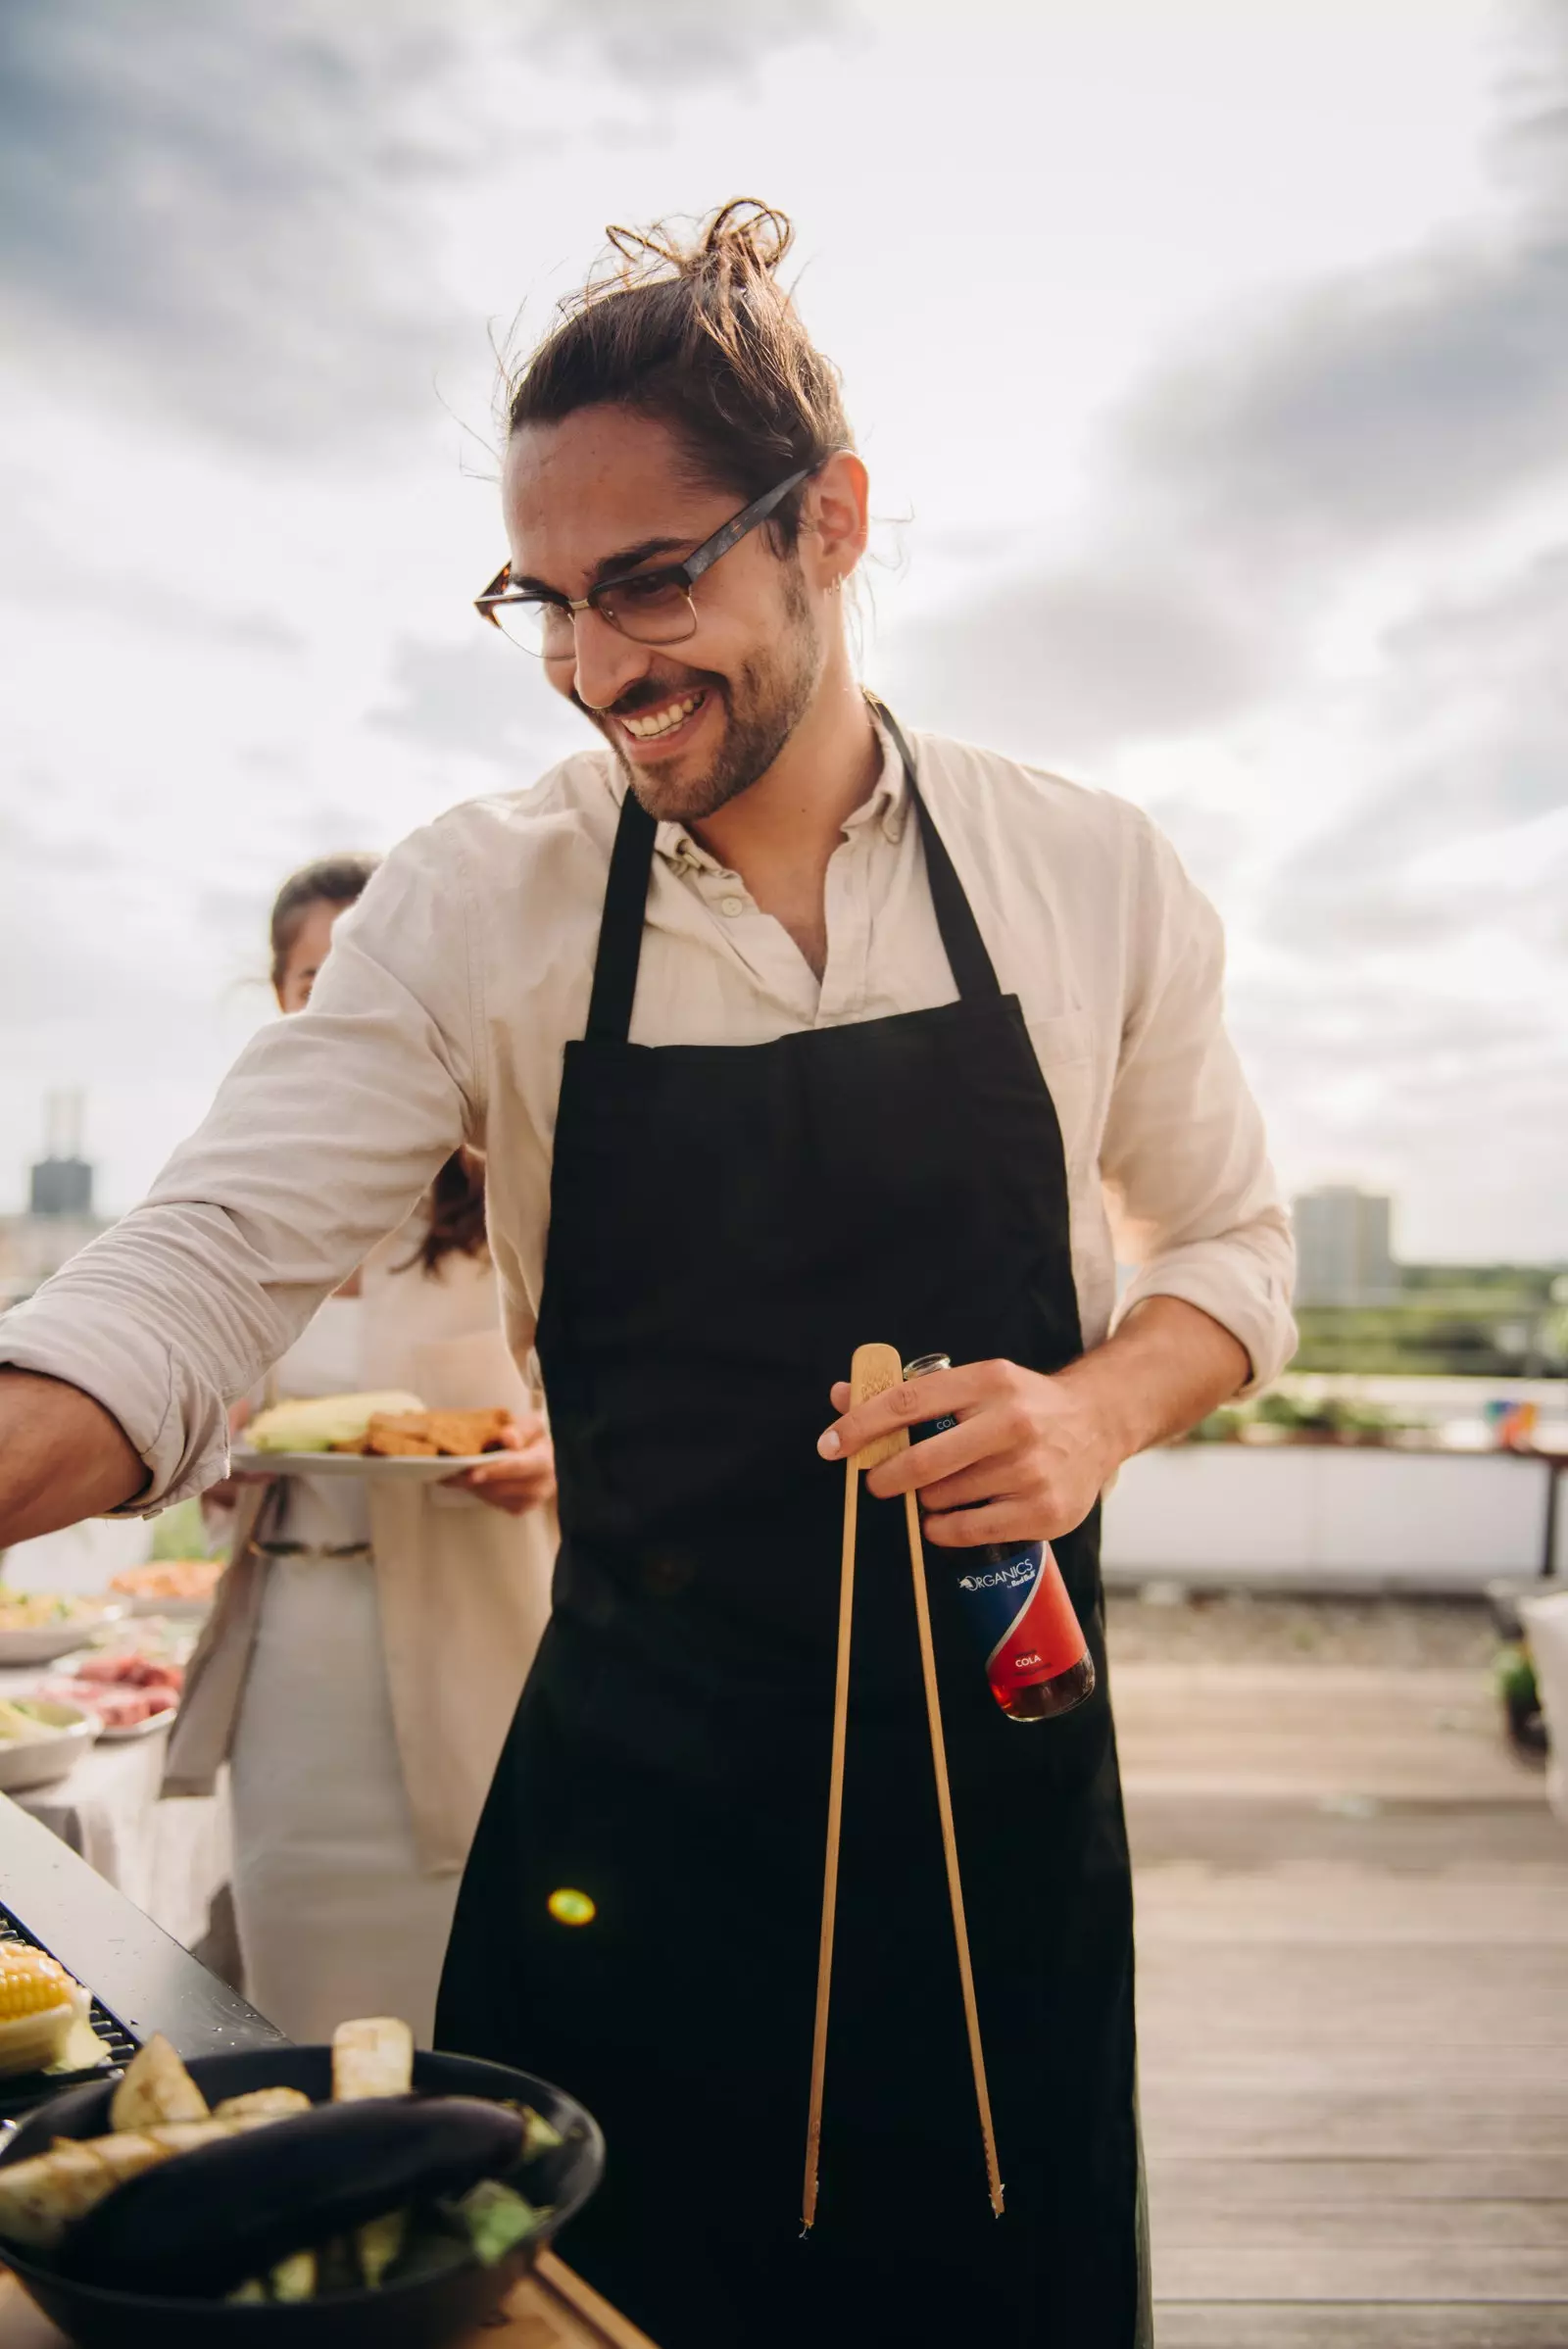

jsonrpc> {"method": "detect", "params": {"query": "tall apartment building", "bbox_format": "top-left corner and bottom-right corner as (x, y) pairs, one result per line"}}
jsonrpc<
(1292, 1186), (1396, 1307)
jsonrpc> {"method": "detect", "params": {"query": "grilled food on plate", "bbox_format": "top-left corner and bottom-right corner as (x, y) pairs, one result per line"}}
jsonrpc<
(0, 2015), (565, 2304)
(245, 1392), (426, 1453)
(335, 1407), (515, 1458)
(110, 1560), (225, 1605)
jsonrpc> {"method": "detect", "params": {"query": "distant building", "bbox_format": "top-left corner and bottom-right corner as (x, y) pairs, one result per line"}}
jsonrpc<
(0, 1093), (107, 1307)
(1293, 1186), (1396, 1307)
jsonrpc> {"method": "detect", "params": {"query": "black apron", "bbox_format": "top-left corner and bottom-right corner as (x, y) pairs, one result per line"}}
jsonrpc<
(437, 712), (1142, 2348)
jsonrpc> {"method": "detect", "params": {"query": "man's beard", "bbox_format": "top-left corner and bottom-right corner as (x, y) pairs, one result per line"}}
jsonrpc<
(582, 576), (823, 826)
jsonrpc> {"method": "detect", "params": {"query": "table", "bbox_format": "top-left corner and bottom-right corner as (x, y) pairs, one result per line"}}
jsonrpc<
(0, 2257), (659, 2346)
(0, 1671), (229, 1952)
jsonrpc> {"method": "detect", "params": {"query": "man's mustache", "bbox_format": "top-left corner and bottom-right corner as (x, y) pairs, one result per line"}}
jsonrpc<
(571, 671), (725, 721)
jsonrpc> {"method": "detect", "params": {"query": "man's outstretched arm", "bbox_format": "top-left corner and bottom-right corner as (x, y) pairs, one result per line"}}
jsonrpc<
(0, 823), (478, 1539)
(0, 1371), (147, 1543)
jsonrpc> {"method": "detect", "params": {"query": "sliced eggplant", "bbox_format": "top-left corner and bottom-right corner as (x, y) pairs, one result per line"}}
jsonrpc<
(58, 2094), (525, 2299)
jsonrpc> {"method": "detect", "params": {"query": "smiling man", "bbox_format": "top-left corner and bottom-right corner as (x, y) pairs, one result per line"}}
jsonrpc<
(0, 202), (1294, 2348)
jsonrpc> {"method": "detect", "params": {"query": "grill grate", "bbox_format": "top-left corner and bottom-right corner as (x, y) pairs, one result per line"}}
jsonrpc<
(0, 1903), (139, 2124)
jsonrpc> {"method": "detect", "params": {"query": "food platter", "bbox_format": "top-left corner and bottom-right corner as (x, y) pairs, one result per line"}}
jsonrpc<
(0, 1702), (97, 1795)
(0, 1604), (127, 1669)
(111, 1564), (224, 1621)
(234, 1448), (496, 1484)
(0, 2022), (605, 2348)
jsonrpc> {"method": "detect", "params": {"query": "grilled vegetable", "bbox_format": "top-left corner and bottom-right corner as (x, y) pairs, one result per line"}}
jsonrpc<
(333, 2015), (415, 2285)
(0, 2118), (277, 2250)
(270, 2248), (317, 2300)
(0, 1947), (89, 2079)
(246, 1393), (425, 1453)
(451, 2177), (549, 2266)
(518, 2105), (564, 2162)
(57, 2094), (526, 2297)
(332, 2015), (414, 2104)
(110, 2034), (209, 2130)
(215, 2086), (312, 2121)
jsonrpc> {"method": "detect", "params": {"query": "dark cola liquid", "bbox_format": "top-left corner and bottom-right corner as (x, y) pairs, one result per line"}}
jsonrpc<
(905, 1353), (1095, 1725)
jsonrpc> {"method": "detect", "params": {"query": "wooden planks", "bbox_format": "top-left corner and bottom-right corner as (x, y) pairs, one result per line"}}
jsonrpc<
(1154, 2309), (1568, 2348)
(1120, 1646), (1568, 2343)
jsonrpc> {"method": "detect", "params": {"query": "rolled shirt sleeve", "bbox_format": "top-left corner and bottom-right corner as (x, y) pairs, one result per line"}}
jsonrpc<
(0, 820), (481, 1511)
(1102, 807), (1297, 1393)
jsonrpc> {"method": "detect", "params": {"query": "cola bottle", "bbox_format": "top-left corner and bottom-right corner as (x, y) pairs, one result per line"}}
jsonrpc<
(904, 1352), (1096, 1723)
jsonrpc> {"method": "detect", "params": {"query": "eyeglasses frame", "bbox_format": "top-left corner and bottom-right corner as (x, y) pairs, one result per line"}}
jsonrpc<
(474, 462), (817, 651)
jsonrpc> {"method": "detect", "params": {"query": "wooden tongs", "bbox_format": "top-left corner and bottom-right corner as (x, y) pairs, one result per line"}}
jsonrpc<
(802, 1342), (1004, 2229)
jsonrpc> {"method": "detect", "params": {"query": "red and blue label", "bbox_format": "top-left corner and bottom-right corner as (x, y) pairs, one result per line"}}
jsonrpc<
(954, 1542), (1088, 1704)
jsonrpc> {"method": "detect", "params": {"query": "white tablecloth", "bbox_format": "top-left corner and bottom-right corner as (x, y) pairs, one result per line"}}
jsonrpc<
(0, 1670), (230, 1950)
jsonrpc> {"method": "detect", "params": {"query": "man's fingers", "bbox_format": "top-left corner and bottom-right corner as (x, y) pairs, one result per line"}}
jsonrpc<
(818, 1359), (1002, 1463)
(861, 1415), (998, 1498)
(921, 1493), (1062, 1548)
(881, 1447), (1036, 1512)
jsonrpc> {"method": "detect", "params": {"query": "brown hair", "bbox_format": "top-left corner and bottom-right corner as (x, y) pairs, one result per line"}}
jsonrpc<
(267, 858), (488, 1278)
(269, 855), (381, 994)
(506, 199), (851, 551)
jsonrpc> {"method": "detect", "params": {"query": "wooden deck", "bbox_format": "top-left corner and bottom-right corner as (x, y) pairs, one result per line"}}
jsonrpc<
(1118, 1656), (1568, 2347)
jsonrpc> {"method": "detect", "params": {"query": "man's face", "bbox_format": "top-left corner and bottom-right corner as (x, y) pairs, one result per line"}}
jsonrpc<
(501, 406), (826, 825)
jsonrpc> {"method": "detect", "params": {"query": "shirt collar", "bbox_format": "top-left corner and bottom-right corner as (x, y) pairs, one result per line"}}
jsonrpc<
(652, 712), (908, 870)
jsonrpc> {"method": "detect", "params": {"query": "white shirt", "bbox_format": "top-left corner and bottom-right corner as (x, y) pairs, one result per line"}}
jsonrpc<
(0, 722), (1296, 1509)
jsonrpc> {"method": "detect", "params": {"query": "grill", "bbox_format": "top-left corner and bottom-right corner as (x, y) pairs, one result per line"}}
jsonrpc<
(0, 1902), (138, 2125)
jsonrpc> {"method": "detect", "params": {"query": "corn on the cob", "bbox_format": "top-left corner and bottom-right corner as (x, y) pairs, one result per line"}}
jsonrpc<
(0, 1947), (88, 2078)
(246, 1392), (424, 1454)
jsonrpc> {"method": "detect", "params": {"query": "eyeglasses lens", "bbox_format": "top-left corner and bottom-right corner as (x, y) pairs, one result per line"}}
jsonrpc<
(489, 581), (698, 657)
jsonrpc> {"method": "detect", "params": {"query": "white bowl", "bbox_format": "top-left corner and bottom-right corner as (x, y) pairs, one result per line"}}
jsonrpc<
(0, 1607), (126, 1667)
(0, 1700), (98, 1792)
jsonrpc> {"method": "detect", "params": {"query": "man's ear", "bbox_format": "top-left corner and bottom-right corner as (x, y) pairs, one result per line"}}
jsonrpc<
(800, 451), (869, 588)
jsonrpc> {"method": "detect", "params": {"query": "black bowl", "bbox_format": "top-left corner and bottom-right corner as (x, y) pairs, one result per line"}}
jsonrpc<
(0, 2045), (604, 2349)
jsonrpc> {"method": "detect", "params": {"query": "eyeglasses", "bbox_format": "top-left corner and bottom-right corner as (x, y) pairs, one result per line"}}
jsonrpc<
(474, 464), (814, 658)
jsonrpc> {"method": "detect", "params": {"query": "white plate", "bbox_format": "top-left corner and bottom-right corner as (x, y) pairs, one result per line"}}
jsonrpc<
(123, 1594), (215, 1620)
(0, 1609), (127, 1666)
(96, 1706), (179, 1742)
(0, 1702), (98, 1792)
(234, 1447), (495, 1483)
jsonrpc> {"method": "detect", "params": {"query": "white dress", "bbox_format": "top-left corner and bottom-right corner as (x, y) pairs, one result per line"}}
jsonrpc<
(227, 1297), (463, 2045)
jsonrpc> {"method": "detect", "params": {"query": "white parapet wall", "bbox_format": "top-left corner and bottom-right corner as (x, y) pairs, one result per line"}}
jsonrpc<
(1101, 1443), (1565, 1593)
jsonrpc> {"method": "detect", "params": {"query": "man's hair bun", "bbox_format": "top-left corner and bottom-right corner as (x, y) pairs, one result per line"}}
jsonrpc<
(507, 199), (849, 542)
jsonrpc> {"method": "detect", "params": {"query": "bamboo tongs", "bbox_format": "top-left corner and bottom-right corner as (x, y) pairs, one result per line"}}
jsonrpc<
(802, 1342), (1004, 2230)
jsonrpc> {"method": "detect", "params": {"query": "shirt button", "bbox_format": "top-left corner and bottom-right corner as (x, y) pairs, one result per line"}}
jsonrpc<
(719, 895), (745, 918)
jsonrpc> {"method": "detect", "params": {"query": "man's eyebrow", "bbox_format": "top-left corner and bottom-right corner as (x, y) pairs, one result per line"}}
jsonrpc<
(509, 535), (695, 599)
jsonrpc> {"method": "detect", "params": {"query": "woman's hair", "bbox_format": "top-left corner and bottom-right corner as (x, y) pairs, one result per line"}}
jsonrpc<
(506, 199), (851, 552)
(268, 856), (488, 1277)
(269, 855), (381, 995)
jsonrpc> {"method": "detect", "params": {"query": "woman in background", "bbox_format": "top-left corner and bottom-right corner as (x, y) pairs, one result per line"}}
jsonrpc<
(166, 856), (557, 2044)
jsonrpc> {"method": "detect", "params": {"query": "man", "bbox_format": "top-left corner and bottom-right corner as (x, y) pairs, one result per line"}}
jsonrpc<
(0, 200), (1294, 2346)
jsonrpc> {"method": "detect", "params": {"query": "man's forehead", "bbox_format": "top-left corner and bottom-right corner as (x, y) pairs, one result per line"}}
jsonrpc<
(503, 411), (730, 579)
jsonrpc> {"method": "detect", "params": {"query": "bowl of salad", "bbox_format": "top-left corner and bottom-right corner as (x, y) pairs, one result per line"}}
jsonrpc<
(0, 1591), (125, 1667)
(0, 2018), (604, 2348)
(0, 1696), (97, 1793)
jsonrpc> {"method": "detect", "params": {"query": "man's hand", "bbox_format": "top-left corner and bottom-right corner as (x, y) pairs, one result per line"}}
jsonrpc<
(815, 1298), (1252, 1549)
(443, 1412), (557, 1518)
(817, 1357), (1119, 1547)
(0, 1369), (147, 1545)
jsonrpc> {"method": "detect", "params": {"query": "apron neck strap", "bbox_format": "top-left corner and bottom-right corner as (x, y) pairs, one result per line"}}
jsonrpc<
(584, 702), (1001, 1046)
(868, 699), (1002, 1003)
(585, 782), (658, 1044)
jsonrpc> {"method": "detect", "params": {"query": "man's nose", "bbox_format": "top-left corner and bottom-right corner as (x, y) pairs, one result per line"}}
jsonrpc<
(564, 607), (653, 713)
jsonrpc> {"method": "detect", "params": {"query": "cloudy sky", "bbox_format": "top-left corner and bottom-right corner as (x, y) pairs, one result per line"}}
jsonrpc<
(2, 0), (1565, 1261)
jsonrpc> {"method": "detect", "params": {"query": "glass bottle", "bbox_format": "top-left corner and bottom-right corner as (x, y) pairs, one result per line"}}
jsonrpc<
(903, 1352), (1096, 1723)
